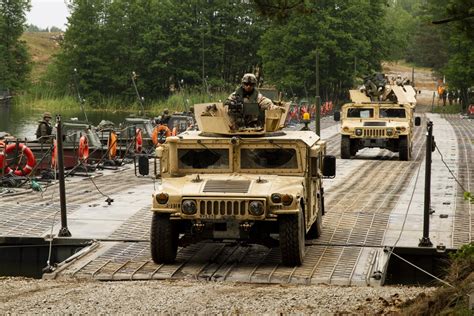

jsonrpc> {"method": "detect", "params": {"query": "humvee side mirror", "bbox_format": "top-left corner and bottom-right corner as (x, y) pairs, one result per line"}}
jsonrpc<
(137, 155), (149, 176)
(322, 155), (336, 178)
(414, 117), (421, 126)
(334, 111), (341, 122)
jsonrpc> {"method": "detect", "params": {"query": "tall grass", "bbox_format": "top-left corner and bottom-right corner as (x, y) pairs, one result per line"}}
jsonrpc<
(432, 103), (463, 114)
(15, 86), (230, 115)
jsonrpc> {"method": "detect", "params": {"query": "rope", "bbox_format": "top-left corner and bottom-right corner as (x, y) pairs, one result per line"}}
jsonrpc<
(380, 121), (456, 289)
(435, 143), (469, 194)
(390, 252), (455, 289)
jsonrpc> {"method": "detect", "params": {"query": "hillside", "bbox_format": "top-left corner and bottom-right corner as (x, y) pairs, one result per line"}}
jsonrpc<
(21, 32), (63, 82)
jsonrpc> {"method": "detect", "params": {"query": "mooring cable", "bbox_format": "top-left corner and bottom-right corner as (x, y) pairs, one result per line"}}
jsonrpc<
(380, 116), (456, 289)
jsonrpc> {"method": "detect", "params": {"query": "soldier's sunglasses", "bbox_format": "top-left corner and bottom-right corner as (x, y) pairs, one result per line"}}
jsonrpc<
(243, 83), (254, 87)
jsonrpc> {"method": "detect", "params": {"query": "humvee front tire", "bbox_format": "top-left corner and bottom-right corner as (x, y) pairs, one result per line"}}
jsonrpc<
(399, 136), (409, 161)
(279, 211), (305, 266)
(341, 135), (351, 159)
(350, 139), (358, 156)
(150, 213), (179, 264)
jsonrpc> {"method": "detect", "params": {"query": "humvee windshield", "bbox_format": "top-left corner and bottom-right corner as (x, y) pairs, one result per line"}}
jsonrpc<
(178, 148), (229, 169)
(240, 148), (298, 169)
(347, 108), (374, 118)
(379, 108), (406, 118)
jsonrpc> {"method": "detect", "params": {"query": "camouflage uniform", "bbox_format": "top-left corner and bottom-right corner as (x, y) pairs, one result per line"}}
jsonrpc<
(161, 108), (171, 125)
(225, 73), (276, 110)
(35, 112), (53, 143)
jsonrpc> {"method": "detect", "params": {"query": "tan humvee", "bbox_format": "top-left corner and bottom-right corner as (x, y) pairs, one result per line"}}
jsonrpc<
(334, 90), (421, 160)
(146, 102), (336, 266)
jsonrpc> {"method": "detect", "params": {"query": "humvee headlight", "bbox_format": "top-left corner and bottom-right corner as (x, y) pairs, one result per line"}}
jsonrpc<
(386, 128), (394, 136)
(182, 200), (197, 215)
(355, 128), (363, 136)
(397, 127), (406, 132)
(155, 193), (169, 204)
(342, 126), (350, 132)
(271, 193), (282, 203)
(249, 201), (264, 216)
(281, 194), (293, 206)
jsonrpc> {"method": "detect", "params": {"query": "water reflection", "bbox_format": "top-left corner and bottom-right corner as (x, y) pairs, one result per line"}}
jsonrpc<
(0, 104), (141, 139)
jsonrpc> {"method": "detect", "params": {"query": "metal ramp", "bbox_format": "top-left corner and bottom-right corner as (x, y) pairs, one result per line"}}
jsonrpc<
(48, 240), (383, 286)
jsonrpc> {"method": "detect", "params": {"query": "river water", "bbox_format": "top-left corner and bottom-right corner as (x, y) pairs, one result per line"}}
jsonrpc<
(0, 104), (138, 139)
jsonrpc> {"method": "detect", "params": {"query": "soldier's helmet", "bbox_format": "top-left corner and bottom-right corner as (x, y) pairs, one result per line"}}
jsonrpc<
(43, 112), (52, 119)
(189, 106), (194, 113)
(163, 108), (169, 115)
(241, 73), (257, 85)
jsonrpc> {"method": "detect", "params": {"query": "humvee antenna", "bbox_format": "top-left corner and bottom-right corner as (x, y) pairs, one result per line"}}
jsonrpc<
(73, 68), (88, 122)
(131, 71), (145, 115)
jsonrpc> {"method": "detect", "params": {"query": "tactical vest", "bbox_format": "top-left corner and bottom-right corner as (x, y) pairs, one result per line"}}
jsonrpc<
(234, 87), (258, 104)
(35, 121), (53, 139)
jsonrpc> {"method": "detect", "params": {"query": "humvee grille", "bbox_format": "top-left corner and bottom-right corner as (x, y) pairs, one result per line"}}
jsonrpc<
(203, 180), (251, 193)
(363, 129), (386, 137)
(197, 199), (265, 217)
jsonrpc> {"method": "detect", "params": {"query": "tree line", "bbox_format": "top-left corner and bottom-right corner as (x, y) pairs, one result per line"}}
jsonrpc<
(1, 0), (472, 109)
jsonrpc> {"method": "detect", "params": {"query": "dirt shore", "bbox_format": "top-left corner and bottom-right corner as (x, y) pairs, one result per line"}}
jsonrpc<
(0, 277), (435, 314)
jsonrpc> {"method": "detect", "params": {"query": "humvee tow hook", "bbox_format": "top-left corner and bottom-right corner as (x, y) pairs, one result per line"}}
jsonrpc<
(240, 222), (253, 231)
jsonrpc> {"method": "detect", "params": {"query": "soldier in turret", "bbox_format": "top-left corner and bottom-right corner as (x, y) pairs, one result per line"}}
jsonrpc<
(225, 73), (275, 111)
(225, 73), (277, 129)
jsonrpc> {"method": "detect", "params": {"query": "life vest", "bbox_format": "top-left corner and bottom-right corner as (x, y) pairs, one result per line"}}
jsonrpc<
(1, 143), (36, 176)
(0, 141), (5, 170)
(438, 86), (445, 96)
(51, 140), (57, 168)
(135, 128), (143, 153)
(78, 135), (89, 161)
(107, 131), (117, 159)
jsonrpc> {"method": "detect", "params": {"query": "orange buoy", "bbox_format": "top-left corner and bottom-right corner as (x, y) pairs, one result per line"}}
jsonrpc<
(51, 139), (58, 168)
(3, 143), (36, 176)
(78, 135), (89, 161)
(152, 125), (171, 145)
(135, 128), (143, 153)
(0, 141), (6, 171)
(107, 131), (117, 159)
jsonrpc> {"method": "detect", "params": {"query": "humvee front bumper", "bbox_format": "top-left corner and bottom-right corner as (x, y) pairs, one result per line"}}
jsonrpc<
(151, 196), (300, 220)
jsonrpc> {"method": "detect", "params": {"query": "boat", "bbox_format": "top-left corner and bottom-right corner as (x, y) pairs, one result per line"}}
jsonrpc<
(96, 117), (156, 156)
(0, 122), (105, 178)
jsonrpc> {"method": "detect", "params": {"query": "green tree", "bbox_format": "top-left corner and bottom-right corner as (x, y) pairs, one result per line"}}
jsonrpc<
(383, 0), (418, 61)
(0, 0), (31, 92)
(407, 0), (474, 110)
(442, 0), (474, 110)
(51, 0), (267, 102)
(259, 0), (388, 101)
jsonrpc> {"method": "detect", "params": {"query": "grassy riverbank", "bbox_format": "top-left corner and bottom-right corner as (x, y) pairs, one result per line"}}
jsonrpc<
(432, 103), (463, 114)
(15, 89), (230, 115)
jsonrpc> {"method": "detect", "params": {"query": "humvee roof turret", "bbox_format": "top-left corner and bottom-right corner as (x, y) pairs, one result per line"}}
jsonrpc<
(144, 101), (336, 266)
(193, 102), (289, 135)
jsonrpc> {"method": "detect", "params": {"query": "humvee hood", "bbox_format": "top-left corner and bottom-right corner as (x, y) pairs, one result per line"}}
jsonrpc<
(160, 174), (303, 197)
